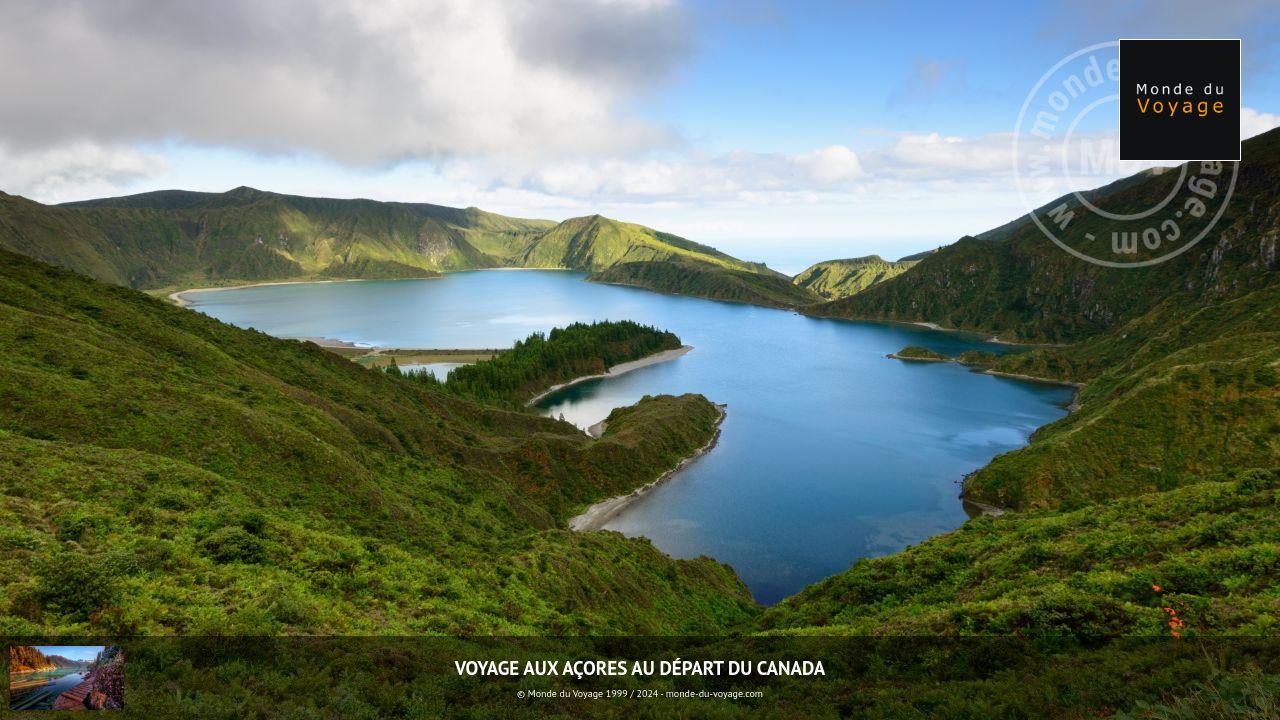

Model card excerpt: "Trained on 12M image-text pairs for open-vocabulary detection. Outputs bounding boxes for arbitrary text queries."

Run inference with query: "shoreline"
[908,320,1056,347]
[960,495,1008,518]
[166,275,445,308]
[569,404,726,532]
[526,345,694,406]
[984,369,1082,412]
[168,278,370,308]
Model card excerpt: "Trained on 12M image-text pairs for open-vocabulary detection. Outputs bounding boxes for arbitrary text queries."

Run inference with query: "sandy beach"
[569,404,725,532]
[526,345,694,406]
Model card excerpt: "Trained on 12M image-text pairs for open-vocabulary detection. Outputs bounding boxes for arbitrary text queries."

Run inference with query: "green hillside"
[805,129,1280,344]
[0,247,755,635]
[737,137,1280,715]
[792,255,917,300]
[965,284,1280,510]
[589,260,819,308]
[0,188,775,293]
[762,467,1280,637]
[516,214,765,273]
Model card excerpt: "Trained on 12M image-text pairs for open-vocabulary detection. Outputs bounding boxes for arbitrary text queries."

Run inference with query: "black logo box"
[1120,39,1241,161]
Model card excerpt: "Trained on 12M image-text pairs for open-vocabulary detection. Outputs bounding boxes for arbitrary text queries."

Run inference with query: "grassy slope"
[589,260,819,308]
[0,248,755,635]
[519,215,764,273]
[967,286,1280,510]
[761,467,1280,636]
[792,255,917,300]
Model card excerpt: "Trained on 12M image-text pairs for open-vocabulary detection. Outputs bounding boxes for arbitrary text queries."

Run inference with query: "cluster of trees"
[394,320,681,406]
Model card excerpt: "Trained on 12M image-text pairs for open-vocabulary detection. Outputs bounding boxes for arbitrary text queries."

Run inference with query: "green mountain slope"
[767,133,1280,667]
[589,260,820,308]
[517,214,766,273]
[792,255,917,300]
[805,129,1280,343]
[0,247,755,635]
[0,188,774,293]
[964,284,1280,510]
[761,467,1280,636]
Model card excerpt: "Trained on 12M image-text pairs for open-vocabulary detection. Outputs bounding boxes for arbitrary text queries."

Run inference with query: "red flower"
[1152,584,1162,593]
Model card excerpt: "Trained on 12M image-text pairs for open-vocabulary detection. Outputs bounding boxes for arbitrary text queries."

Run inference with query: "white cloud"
[792,146,863,183]
[0,142,168,205]
[0,0,690,166]
[443,144,866,202]
[1242,108,1280,139]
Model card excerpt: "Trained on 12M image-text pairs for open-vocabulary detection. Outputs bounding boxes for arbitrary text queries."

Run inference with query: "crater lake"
[181,271,1073,604]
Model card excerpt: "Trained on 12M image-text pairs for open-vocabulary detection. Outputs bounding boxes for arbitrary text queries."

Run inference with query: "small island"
[887,345,951,362]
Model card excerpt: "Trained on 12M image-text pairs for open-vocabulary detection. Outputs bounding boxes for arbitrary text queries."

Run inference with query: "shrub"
[199,526,266,564]
[35,552,119,620]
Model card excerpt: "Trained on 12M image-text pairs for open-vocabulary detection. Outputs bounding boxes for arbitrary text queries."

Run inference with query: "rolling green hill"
[589,260,819,308]
[0,188,775,293]
[0,247,755,635]
[515,214,765,273]
[792,255,917,300]
[805,129,1280,344]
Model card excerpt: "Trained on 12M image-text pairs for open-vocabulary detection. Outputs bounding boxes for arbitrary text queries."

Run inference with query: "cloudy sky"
[2,0,1278,272]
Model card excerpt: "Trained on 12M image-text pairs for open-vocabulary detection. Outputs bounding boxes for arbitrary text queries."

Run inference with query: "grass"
[0,247,755,636]
[792,255,917,300]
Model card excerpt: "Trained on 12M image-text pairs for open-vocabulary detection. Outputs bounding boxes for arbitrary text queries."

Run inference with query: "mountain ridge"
[0,187,768,293]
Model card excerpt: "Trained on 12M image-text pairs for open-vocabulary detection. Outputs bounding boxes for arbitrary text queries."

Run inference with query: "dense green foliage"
[422,321,681,406]
[967,286,1279,510]
[590,260,818,308]
[0,248,754,635]
[0,187,769,291]
[792,255,916,300]
[762,467,1280,636]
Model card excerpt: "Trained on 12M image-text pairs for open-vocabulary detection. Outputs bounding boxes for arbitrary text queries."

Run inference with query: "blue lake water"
[8,669,85,710]
[183,271,1072,604]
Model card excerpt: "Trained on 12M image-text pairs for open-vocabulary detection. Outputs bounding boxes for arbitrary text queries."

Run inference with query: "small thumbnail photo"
[9,645,124,711]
